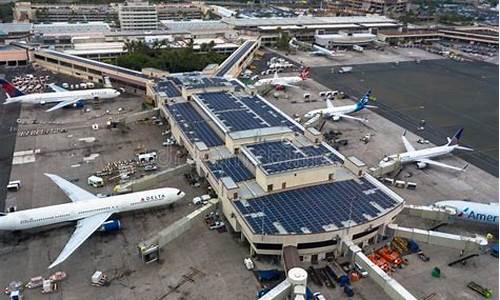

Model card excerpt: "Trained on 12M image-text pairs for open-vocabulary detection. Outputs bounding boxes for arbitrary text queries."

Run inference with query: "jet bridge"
[387,223,488,253]
[402,204,456,223]
[137,198,219,264]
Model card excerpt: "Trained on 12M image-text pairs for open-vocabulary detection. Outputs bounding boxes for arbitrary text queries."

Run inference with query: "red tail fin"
[299,67,311,80]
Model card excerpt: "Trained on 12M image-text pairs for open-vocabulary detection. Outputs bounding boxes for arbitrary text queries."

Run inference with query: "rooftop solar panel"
[208,157,254,182]
[167,103,223,147]
[155,80,181,98]
[234,179,400,235]
[198,92,244,112]
[239,96,301,132]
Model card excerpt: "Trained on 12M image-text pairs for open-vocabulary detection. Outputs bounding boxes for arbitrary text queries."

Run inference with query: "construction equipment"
[377,246,408,268]
[467,281,493,298]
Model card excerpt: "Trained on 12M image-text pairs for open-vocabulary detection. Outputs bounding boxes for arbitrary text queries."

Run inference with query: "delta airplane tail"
[0,78,24,99]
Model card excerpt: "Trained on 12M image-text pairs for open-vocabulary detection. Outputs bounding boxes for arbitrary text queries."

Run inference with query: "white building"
[119,0,158,31]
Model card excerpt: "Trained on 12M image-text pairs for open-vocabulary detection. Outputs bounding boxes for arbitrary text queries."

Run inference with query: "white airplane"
[0,173,185,268]
[254,67,311,89]
[303,90,375,125]
[0,79,120,112]
[433,200,499,225]
[310,44,343,58]
[379,128,473,171]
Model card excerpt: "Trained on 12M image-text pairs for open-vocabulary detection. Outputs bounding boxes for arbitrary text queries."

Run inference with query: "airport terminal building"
[153,72,404,261]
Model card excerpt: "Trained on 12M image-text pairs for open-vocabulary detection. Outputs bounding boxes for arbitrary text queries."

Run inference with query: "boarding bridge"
[402,204,456,223]
[214,39,260,78]
[387,224,488,253]
[343,240,418,300]
[259,267,308,300]
[137,198,219,264]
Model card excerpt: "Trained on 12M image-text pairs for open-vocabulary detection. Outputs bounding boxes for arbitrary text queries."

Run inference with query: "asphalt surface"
[0,79,21,210]
[312,59,499,176]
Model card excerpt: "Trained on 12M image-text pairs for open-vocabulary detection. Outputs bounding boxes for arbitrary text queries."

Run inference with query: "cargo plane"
[303,90,375,125]
[0,174,185,268]
[379,128,473,171]
[0,79,120,112]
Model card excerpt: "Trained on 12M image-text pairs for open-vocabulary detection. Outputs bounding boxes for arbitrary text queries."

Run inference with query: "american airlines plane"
[433,200,499,225]
[0,79,120,112]
[0,174,185,268]
[303,90,375,125]
[379,128,473,171]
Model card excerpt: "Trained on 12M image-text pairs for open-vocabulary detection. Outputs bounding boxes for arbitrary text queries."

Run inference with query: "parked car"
[209,221,225,230]
[193,194,211,205]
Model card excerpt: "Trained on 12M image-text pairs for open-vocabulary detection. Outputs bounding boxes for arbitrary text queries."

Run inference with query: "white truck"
[338,66,353,74]
[353,45,364,52]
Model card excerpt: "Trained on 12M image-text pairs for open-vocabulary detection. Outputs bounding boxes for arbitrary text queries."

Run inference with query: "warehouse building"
[154,72,404,262]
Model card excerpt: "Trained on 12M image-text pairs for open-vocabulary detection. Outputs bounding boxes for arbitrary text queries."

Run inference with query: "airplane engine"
[97,219,121,232]
[332,115,341,121]
[72,100,84,108]
[416,162,427,169]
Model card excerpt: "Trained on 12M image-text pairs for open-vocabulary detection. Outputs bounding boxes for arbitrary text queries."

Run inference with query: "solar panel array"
[208,157,254,182]
[155,80,181,98]
[239,96,301,132]
[182,76,230,90]
[246,141,341,174]
[167,102,224,147]
[197,92,300,133]
[234,178,400,235]
[215,41,255,76]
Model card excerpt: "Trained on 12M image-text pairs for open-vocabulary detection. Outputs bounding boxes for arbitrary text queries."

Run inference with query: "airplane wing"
[274,83,298,88]
[335,113,367,122]
[45,98,82,112]
[45,173,97,202]
[48,212,112,269]
[48,83,68,93]
[417,158,467,171]
[401,133,415,152]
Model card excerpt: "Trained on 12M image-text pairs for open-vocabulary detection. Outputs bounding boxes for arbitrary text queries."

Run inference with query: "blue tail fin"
[447,128,464,146]
[357,90,372,106]
[0,79,24,98]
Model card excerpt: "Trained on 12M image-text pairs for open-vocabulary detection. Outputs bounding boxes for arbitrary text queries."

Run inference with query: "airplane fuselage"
[390,145,456,164]
[434,200,499,225]
[6,88,120,105]
[305,104,359,120]
[0,187,183,231]
[255,76,302,87]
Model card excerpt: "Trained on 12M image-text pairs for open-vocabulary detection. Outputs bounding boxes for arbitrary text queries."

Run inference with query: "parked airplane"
[254,68,311,89]
[0,79,120,112]
[310,44,343,58]
[0,174,185,268]
[303,90,375,125]
[378,128,473,171]
[433,200,499,225]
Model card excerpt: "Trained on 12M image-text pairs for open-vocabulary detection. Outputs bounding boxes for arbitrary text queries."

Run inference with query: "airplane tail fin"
[326,99,334,110]
[447,128,464,146]
[299,67,311,80]
[357,89,372,106]
[0,78,24,98]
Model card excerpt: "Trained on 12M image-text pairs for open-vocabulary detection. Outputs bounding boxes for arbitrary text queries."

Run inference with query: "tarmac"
[311,59,499,176]
[261,69,499,299]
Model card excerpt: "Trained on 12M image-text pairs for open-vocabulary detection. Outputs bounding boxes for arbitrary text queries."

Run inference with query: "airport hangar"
[150,72,404,261]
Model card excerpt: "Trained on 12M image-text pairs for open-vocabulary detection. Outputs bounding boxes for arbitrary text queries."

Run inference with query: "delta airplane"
[379,128,473,171]
[0,79,120,112]
[433,200,499,225]
[0,174,185,268]
[303,90,375,125]
[254,67,311,89]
